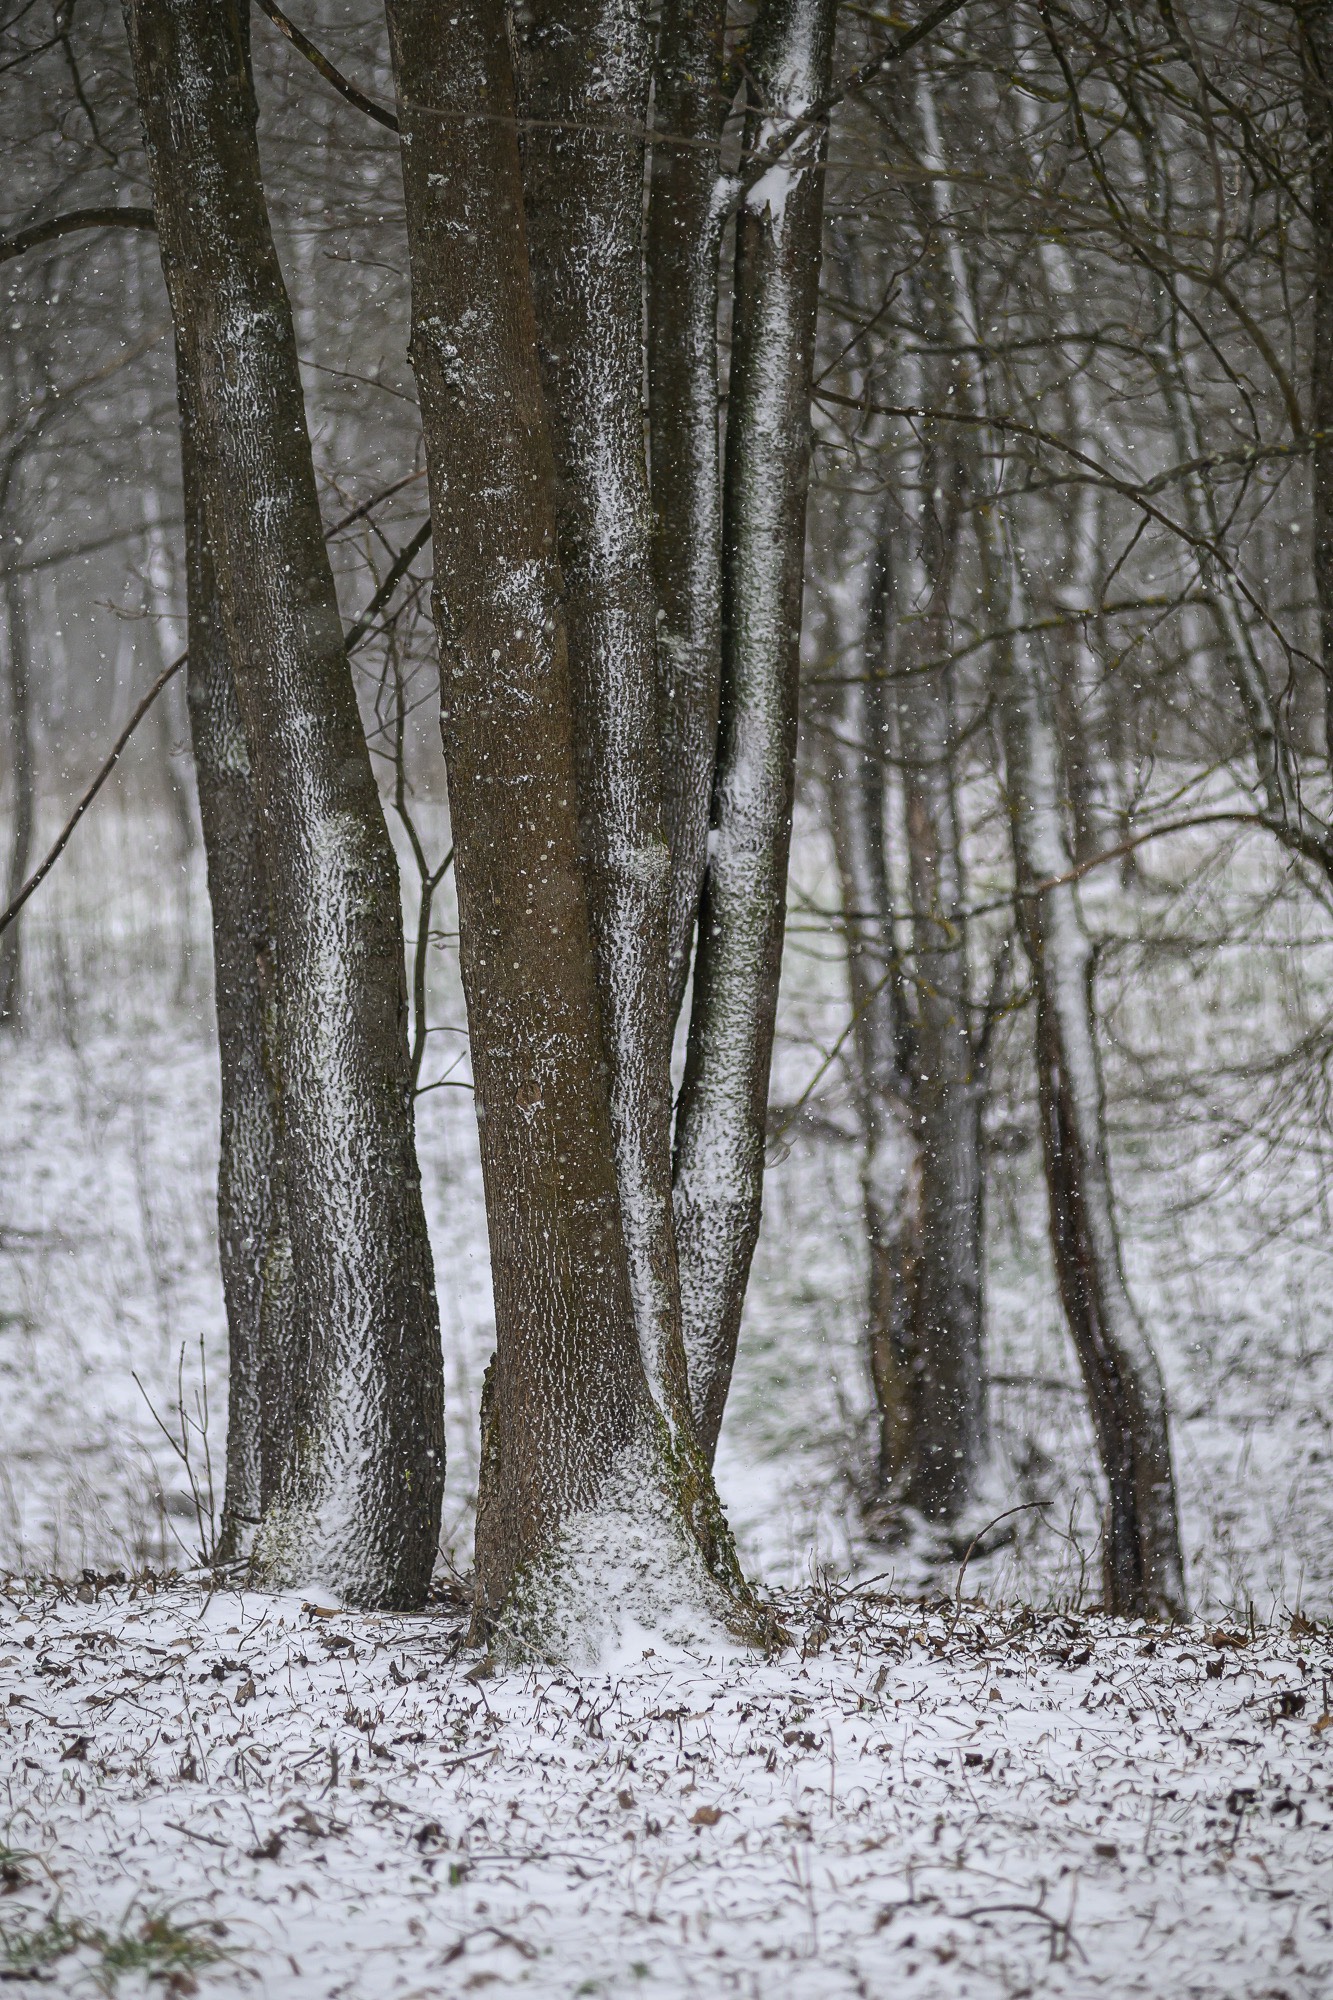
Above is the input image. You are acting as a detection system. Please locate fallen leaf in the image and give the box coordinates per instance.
[690,1805,722,1826]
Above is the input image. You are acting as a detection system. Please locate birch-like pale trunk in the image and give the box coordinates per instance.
[648,0,730,1020]
[919,74,1186,1616]
[176,384,292,1565]
[386,0,760,1660]
[511,0,689,1427]
[126,0,444,1610]
[0,573,32,1028]
[817,492,919,1496]
[674,0,839,1461]
[891,327,986,1520]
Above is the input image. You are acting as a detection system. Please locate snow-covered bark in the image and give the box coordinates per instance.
[511,0,688,1429]
[648,0,730,1022]
[674,0,839,1461]
[919,74,1185,1616]
[891,321,986,1521]
[176,387,291,1565]
[126,0,444,1610]
[0,574,32,1027]
[386,0,761,1660]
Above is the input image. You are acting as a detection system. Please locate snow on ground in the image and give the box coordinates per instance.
[2,1575,1331,1998]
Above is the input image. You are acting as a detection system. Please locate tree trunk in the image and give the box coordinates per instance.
[176,382,293,1566]
[816,495,919,1500]
[126,0,443,1611]
[917,71,1185,1616]
[510,0,689,1431]
[997,582,1187,1619]
[648,0,730,1022]
[0,573,33,1029]
[673,0,839,1461]
[385,0,758,1661]
[890,345,986,1521]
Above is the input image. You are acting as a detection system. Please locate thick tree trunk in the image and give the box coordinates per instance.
[1301,3,1333,762]
[648,0,729,1021]
[918,73,1185,1616]
[386,0,757,1660]
[176,385,292,1566]
[673,0,839,1461]
[891,359,986,1522]
[510,0,688,1430]
[0,574,33,1028]
[126,0,443,1610]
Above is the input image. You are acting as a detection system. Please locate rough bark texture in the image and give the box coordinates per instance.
[126,0,443,1610]
[0,574,33,1028]
[891,376,986,1522]
[510,0,687,1432]
[648,0,729,1021]
[673,0,839,1462]
[177,383,291,1565]
[1303,3,1333,761]
[386,0,755,1658]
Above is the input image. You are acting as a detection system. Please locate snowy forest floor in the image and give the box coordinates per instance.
[2,794,1333,1992]
[2,1575,1330,1998]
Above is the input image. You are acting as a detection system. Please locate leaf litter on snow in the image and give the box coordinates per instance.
[1,1575,1332,1996]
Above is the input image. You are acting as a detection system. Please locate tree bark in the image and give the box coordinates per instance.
[126,0,443,1610]
[176,381,293,1566]
[385,0,758,1659]
[648,0,730,1022]
[0,573,33,1029]
[890,346,986,1521]
[673,0,839,1461]
[510,0,688,1432]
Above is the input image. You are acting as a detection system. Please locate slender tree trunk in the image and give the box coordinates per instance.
[385,0,758,1660]
[891,345,986,1521]
[997,574,1186,1619]
[0,573,33,1028]
[126,0,444,1610]
[673,0,839,1461]
[918,71,1185,1616]
[176,383,292,1566]
[510,0,688,1430]
[648,0,730,1022]
[817,496,919,1499]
